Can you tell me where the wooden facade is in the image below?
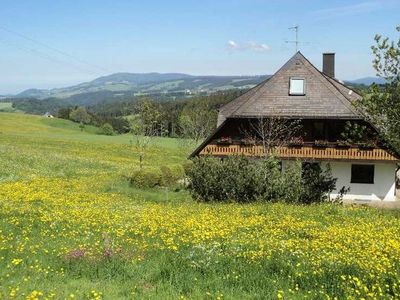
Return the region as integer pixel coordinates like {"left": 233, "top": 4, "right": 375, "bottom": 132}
{"left": 191, "top": 52, "right": 400, "bottom": 163}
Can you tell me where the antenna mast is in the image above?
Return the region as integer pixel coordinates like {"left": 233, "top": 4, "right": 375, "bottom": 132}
{"left": 286, "top": 25, "right": 299, "bottom": 52}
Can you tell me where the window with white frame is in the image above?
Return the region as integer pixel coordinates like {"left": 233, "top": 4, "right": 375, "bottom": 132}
{"left": 289, "top": 77, "right": 305, "bottom": 95}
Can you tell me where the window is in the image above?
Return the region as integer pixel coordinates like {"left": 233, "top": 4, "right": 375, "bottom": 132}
{"left": 351, "top": 164, "right": 374, "bottom": 184}
{"left": 289, "top": 77, "right": 305, "bottom": 95}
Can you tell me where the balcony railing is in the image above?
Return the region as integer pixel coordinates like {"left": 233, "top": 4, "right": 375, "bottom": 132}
{"left": 200, "top": 144, "right": 398, "bottom": 162}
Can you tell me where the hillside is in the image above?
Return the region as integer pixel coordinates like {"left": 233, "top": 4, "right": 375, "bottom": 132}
{"left": 0, "top": 112, "right": 399, "bottom": 298}
{"left": 15, "top": 73, "right": 270, "bottom": 99}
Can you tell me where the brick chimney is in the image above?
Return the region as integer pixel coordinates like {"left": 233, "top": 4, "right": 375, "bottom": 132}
{"left": 323, "top": 53, "right": 335, "bottom": 78}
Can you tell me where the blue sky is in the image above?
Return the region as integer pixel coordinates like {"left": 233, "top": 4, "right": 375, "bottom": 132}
{"left": 0, "top": 0, "right": 399, "bottom": 94}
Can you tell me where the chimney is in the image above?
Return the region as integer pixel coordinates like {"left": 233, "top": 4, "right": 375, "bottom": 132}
{"left": 322, "top": 53, "right": 335, "bottom": 78}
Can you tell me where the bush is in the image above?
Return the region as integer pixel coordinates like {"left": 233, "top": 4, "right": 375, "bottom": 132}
{"left": 98, "top": 123, "right": 114, "bottom": 136}
{"left": 186, "top": 156, "right": 338, "bottom": 204}
{"left": 160, "top": 166, "right": 174, "bottom": 186}
{"left": 128, "top": 168, "right": 163, "bottom": 188}
{"left": 280, "top": 161, "right": 304, "bottom": 203}
{"left": 172, "top": 164, "right": 185, "bottom": 177}
{"left": 186, "top": 156, "right": 280, "bottom": 202}
{"left": 128, "top": 165, "right": 185, "bottom": 189}
{"left": 299, "top": 163, "right": 337, "bottom": 204}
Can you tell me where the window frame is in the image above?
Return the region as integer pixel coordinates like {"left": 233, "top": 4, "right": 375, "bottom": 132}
{"left": 351, "top": 164, "right": 375, "bottom": 184}
{"left": 289, "top": 77, "right": 306, "bottom": 96}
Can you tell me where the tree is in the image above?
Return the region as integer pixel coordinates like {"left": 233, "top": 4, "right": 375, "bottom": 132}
{"left": 135, "top": 99, "right": 163, "bottom": 136}
{"left": 177, "top": 101, "right": 217, "bottom": 156}
{"left": 57, "top": 107, "right": 72, "bottom": 120}
{"left": 340, "top": 121, "right": 377, "bottom": 147}
{"left": 130, "top": 100, "right": 162, "bottom": 169}
{"left": 243, "top": 116, "right": 301, "bottom": 156}
{"left": 130, "top": 122, "right": 153, "bottom": 170}
{"left": 179, "top": 102, "right": 216, "bottom": 142}
{"left": 69, "top": 107, "right": 91, "bottom": 125}
{"left": 98, "top": 123, "right": 114, "bottom": 135}
{"left": 359, "top": 26, "right": 400, "bottom": 150}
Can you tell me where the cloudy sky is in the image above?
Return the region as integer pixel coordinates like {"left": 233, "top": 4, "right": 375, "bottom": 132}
{"left": 0, "top": 0, "right": 399, "bottom": 94}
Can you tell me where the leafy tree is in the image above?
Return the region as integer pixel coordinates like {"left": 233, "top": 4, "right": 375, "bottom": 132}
{"left": 69, "top": 107, "right": 91, "bottom": 124}
{"left": 359, "top": 26, "right": 400, "bottom": 150}
{"left": 134, "top": 99, "right": 163, "bottom": 136}
{"left": 107, "top": 117, "right": 130, "bottom": 134}
{"left": 57, "top": 107, "right": 72, "bottom": 119}
{"left": 98, "top": 123, "right": 114, "bottom": 135}
{"left": 340, "top": 121, "right": 376, "bottom": 146}
{"left": 130, "top": 100, "right": 161, "bottom": 169}
{"left": 179, "top": 101, "right": 216, "bottom": 142}
{"left": 130, "top": 120, "right": 153, "bottom": 170}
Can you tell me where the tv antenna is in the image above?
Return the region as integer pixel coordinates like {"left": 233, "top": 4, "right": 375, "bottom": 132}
{"left": 286, "top": 25, "right": 300, "bottom": 52}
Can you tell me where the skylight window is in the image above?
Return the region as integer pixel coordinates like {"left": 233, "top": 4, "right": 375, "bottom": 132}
{"left": 289, "top": 78, "right": 305, "bottom": 95}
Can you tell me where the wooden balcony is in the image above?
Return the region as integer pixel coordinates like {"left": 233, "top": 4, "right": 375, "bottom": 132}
{"left": 200, "top": 144, "right": 399, "bottom": 162}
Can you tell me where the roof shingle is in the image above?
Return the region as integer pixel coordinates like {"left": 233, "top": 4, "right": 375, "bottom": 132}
{"left": 217, "top": 52, "right": 363, "bottom": 126}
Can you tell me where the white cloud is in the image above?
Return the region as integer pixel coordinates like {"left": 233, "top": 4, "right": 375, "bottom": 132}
{"left": 227, "top": 40, "right": 240, "bottom": 50}
{"left": 247, "top": 41, "right": 270, "bottom": 52}
{"left": 226, "top": 40, "right": 270, "bottom": 52}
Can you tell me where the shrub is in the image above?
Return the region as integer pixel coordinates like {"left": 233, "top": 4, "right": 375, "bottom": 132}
{"left": 128, "top": 168, "right": 163, "bottom": 188}
{"left": 170, "top": 164, "right": 185, "bottom": 179}
{"left": 186, "top": 156, "right": 282, "bottom": 203}
{"left": 280, "top": 161, "right": 304, "bottom": 203}
{"left": 186, "top": 156, "right": 338, "bottom": 204}
{"left": 128, "top": 165, "right": 185, "bottom": 189}
{"left": 299, "top": 163, "right": 337, "bottom": 204}
{"left": 182, "top": 161, "right": 193, "bottom": 175}
{"left": 98, "top": 123, "right": 114, "bottom": 136}
{"left": 160, "top": 166, "right": 174, "bottom": 186}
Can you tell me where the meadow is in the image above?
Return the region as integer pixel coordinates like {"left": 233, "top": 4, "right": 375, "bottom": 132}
{"left": 0, "top": 112, "right": 400, "bottom": 299}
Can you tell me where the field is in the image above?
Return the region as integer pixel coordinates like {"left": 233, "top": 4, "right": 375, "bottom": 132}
{"left": 0, "top": 112, "right": 400, "bottom": 299}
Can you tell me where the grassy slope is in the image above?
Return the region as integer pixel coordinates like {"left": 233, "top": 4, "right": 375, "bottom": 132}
{"left": 0, "top": 112, "right": 400, "bottom": 299}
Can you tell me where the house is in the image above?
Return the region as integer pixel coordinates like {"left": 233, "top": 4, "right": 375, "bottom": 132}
{"left": 43, "top": 112, "right": 54, "bottom": 118}
{"left": 191, "top": 52, "right": 400, "bottom": 202}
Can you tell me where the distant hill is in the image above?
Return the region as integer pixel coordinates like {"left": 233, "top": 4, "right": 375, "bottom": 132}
{"left": 348, "top": 77, "right": 385, "bottom": 85}
{"left": 14, "top": 73, "right": 270, "bottom": 100}
{"left": 9, "top": 73, "right": 385, "bottom": 110}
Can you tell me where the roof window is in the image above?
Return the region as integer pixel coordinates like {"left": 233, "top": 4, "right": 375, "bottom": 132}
{"left": 289, "top": 77, "right": 305, "bottom": 95}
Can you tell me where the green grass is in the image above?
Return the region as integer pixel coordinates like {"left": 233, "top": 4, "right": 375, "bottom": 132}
{"left": 0, "top": 112, "right": 400, "bottom": 299}
{"left": 0, "top": 112, "right": 186, "bottom": 184}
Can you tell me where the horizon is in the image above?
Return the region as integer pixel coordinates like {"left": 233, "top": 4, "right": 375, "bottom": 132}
{"left": 5, "top": 70, "right": 384, "bottom": 96}
{"left": 0, "top": 0, "right": 399, "bottom": 94}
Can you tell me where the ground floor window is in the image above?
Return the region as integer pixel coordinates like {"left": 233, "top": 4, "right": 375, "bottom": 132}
{"left": 351, "top": 164, "right": 374, "bottom": 184}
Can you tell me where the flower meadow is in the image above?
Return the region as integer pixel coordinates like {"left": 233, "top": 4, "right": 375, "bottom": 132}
{"left": 0, "top": 113, "right": 400, "bottom": 299}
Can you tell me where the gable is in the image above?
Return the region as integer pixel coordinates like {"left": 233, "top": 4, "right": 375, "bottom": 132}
{"left": 219, "top": 52, "right": 362, "bottom": 121}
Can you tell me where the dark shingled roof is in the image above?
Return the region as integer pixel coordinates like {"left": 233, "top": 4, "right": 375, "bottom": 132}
{"left": 217, "top": 51, "right": 363, "bottom": 126}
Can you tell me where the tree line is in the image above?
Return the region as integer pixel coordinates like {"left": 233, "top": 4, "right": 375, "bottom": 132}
{"left": 54, "top": 90, "right": 244, "bottom": 139}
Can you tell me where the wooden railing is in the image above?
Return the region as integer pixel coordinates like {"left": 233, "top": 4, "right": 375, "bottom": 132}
{"left": 200, "top": 144, "right": 398, "bottom": 161}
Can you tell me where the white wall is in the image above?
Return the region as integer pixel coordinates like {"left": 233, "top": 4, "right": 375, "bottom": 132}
{"left": 282, "top": 160, "right": 397, "bottom": 202}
